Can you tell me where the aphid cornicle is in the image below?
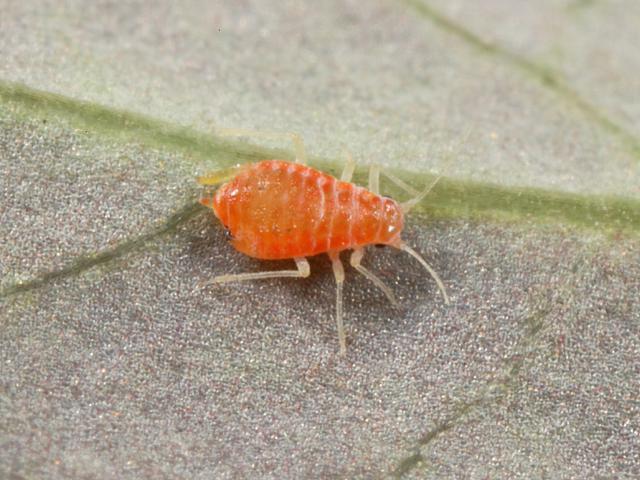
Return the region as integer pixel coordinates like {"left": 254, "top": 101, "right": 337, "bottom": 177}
{"left": 198, "top": 129, "right": 449, "bottom": 355}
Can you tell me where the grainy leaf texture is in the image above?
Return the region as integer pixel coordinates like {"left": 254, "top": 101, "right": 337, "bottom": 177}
{"left": 1, "top": 1, "right": 638, "bottom": 478}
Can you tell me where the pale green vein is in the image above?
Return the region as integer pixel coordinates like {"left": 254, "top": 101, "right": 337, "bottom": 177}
{"left": 391, "top": 307, "right": 549, "bottom": 478}
{"left": 1, "top": 80, "right": 639, "bottom": 239}
{"left": 402, "top": 0, "right": 640, "bottom": 160}
{"left": 0, "top": 201, "right": 202, "bottom": 298}
{"left": 0, "top": 80, "right": 287, "bottom": 166}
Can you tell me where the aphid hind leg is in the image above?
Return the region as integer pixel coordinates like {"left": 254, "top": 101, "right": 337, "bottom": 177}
{"left": 214, "top": 128, "right": 307, "bottom": 164}
{"left": 328, "top": 251, "right": 347, "bottom": 355}
{"left": 199, "top": 257, "right": 310, "bottom": 287}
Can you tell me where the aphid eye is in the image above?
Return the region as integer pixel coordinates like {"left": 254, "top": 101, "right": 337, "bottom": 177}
{"left": 224, "top": 226, "right": 234, "bottom": 241}
{"left": 374, "top": 244, "right": 386, "bottom": 249}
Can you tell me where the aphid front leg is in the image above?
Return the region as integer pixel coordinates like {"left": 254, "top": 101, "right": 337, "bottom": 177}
{"left": 214, "top": 128, "right": 307, "bottom": 164}
{"left": 199, "top": 256, "right": 310, "bottom": 287}
{"left": 350, "top": 247, "right": 399, "bottom": 307}
{"left": 369, "top": 165, "right": 438, "bottom": 211}
{"left": 372, "top": 166, "right": 450, "bottom": 304}
{"left": 197, "top": 166, "right": 245, "bottom": 186}
{"left": 399, "top": 173, "right": 442, "bottom": 214}
{"left": 370, "top": 164, "right": 424, "bottom": 198}
{"left": 328, "top": 251, "right": 347, "bottom": 355}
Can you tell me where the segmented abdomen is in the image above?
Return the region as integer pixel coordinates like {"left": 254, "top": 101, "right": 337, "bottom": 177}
{"left": 212, "top": 160, "right": 403, "bottom": 259}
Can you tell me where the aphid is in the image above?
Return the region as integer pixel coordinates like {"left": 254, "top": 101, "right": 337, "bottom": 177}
{"left": 197, "top": 129, "right": 449, "bottom": 354}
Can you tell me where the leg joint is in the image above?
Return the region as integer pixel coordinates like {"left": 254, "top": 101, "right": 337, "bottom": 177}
{"left": 295, "top": 257, "right": 311, "bottom": 277}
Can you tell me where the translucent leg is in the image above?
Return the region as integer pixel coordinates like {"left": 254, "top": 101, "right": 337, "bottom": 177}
{"left": 350, "top": 247, "right": 398, "bottom": 307}
{"left": 199, "top": 257, "right": 310, "bottom": 288}
{"left": 368, "top": 164, "right": 380, "bottom": 194}
{"left": 214, "top": 127, "right": 307, "bottom": 164}
{"left": 340, "top": 150, "right": 356, "bottom": 182}
{"left": 328, "top": 251, "right": 347, "bottom": 355}
{"left": 196, "top": 166, "right": 245, "bottom": 186}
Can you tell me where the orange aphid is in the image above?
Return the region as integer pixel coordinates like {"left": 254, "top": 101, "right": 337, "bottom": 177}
{"left": 198, "top": 129, "right": 449, "bottom": 354}
{"left": 202, "top": 160, "right": 404, "bottom": 259}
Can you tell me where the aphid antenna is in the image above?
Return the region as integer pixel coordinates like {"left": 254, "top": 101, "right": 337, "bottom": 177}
{"left": 396, "top": 241, "right": 450, "bottom": 304}
{"left": 399, "top": 148, "right": 452, "bottom": 214}
{"left": 400, "top": 174, "right": 443, "bottom": 214}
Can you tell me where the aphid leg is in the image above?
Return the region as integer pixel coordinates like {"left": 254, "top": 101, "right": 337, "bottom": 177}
{"left": 350, "top": 247, "right": 399, "bottom": 307}
{"left": 340, "top": 150, "right": 356, "bottom": 182}
{"left": 397, "top": 242, "right": 450, "bottom": 304}
{"left": 214, "top": 128, "right": 307, "bottom": 164}
{"left": 199, "top": 257, "right": 310, "bottom": 287}
{"left": 368, "top": 164, "right": 380, "bottom": 194}
{"left": 328, "top": 251, "right": 347, "bottom": 355}
{"left": 197, "top": 166, "right": 245, "bottom": 186}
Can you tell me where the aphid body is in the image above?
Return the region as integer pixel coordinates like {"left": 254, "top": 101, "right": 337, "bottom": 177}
{"left": 201, "top": 160, "right": 404, "bottom": 259}
{"left": 198, "top": 129, "right": 449, "bottom": 354}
